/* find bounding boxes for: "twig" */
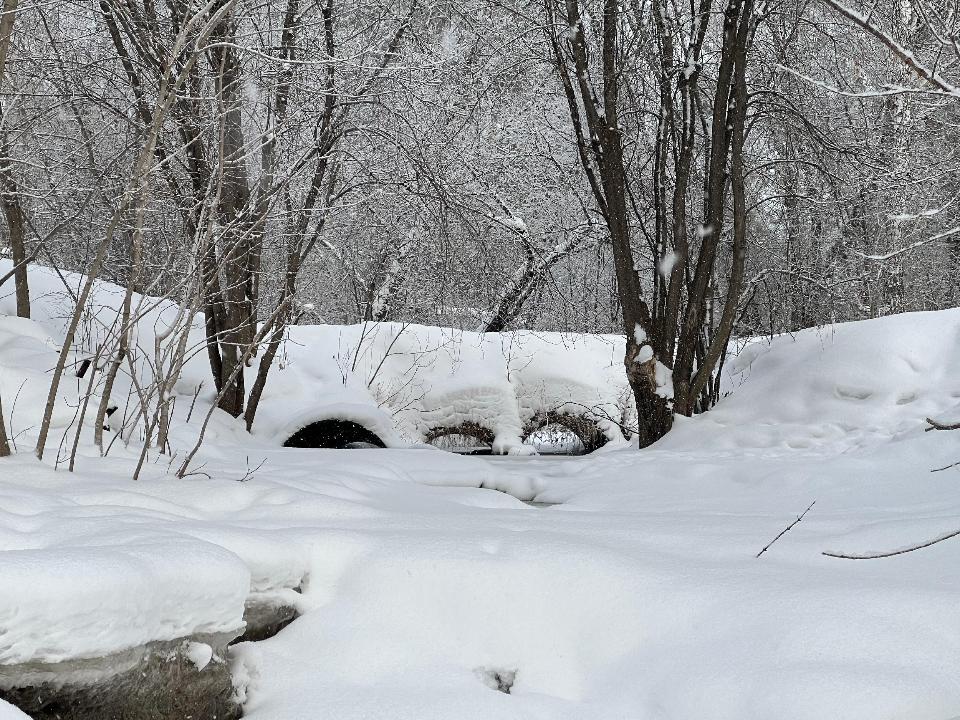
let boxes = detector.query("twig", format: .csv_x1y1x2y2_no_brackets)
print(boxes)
238,456,267,482
185,382,203,424
925,417,960,432
931,460,960,473
756,500,816,558
823,528,960,560
0,250,38,288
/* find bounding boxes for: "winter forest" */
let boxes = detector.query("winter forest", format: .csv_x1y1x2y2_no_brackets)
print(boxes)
1,0,960,718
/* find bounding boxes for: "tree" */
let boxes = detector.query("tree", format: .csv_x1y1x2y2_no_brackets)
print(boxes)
0,0,30,318
544,0,757,445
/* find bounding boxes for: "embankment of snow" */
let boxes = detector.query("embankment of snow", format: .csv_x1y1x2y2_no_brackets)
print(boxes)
660,308,960,453
0,261,633,455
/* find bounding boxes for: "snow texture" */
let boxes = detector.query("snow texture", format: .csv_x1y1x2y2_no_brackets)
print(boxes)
2,262,960,719
0,261,632,454
0,700,30,720
183,641,214,671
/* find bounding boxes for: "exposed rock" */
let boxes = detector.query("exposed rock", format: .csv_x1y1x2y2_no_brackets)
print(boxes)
0,630,242,720
237,590,301,644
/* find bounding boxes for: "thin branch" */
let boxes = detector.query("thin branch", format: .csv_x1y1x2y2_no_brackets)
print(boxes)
925,417,960,431
756,501,816,558
823,528,960,559
819,0,959,94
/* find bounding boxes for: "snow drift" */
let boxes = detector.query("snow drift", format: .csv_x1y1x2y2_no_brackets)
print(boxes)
0,261,632,455
3,261,960,720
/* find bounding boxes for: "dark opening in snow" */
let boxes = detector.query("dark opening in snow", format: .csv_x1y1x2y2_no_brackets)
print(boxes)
425,422,495,454
523,423,586,455
522,412,607,455
282,419,386,449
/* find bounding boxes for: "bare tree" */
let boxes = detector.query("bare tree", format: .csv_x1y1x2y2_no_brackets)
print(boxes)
0,0,29,318
544,0,756,445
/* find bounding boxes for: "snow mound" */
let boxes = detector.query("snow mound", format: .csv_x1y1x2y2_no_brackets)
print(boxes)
255,323,632,452
0,532,249,664
0,314,103,446
0,261,633,455
663,309,960,452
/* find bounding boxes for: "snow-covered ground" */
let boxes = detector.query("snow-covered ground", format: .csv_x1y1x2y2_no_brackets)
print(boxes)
0,261,633,455
2,263,960,719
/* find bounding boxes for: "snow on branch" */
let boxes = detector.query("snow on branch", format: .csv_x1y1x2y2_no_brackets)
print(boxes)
823,528,960,559
854,226,960,261
819,0,960,95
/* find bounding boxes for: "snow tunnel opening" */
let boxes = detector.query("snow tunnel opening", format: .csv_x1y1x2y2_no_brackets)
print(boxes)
282,419,387,449
425,422,495,455
523,422,586,455
522,412,607,455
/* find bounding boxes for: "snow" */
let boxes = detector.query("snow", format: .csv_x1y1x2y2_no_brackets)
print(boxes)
0,701,30,720
0,314,97,446
0,261,632,454
669,310,960,453
496,215,528,233
2,262,960,719
183,641,214,671
654,359,674,399
0,487,250,664
659,249,679,278
635,343,654,363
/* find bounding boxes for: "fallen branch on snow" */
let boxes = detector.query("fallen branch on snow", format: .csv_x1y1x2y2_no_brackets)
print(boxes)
756,500,816,558
925,417,960,432
823,528,960,560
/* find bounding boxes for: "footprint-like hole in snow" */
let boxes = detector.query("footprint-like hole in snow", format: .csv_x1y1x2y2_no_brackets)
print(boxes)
835,385,874,401
895,392,918,405
476,667,517,694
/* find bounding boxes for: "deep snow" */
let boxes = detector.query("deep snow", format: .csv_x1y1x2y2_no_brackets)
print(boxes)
0,260,632,455
2,263,960,719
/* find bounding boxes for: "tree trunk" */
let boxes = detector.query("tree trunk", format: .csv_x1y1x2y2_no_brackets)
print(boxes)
0,0,29,318
211,18,253,418
0,389,11,456
0,129,29,318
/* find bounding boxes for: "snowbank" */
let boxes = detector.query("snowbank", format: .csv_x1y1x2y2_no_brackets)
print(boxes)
0,314,102,448
3,262,960,720
0,261,632,455
249,322,632,452
0,538,248,665
660,308,960,453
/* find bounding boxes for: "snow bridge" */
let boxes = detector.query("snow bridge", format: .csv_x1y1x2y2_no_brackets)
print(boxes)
246,324,634,455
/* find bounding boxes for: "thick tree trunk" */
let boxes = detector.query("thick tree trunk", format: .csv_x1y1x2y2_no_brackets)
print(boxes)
211,19,253,418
